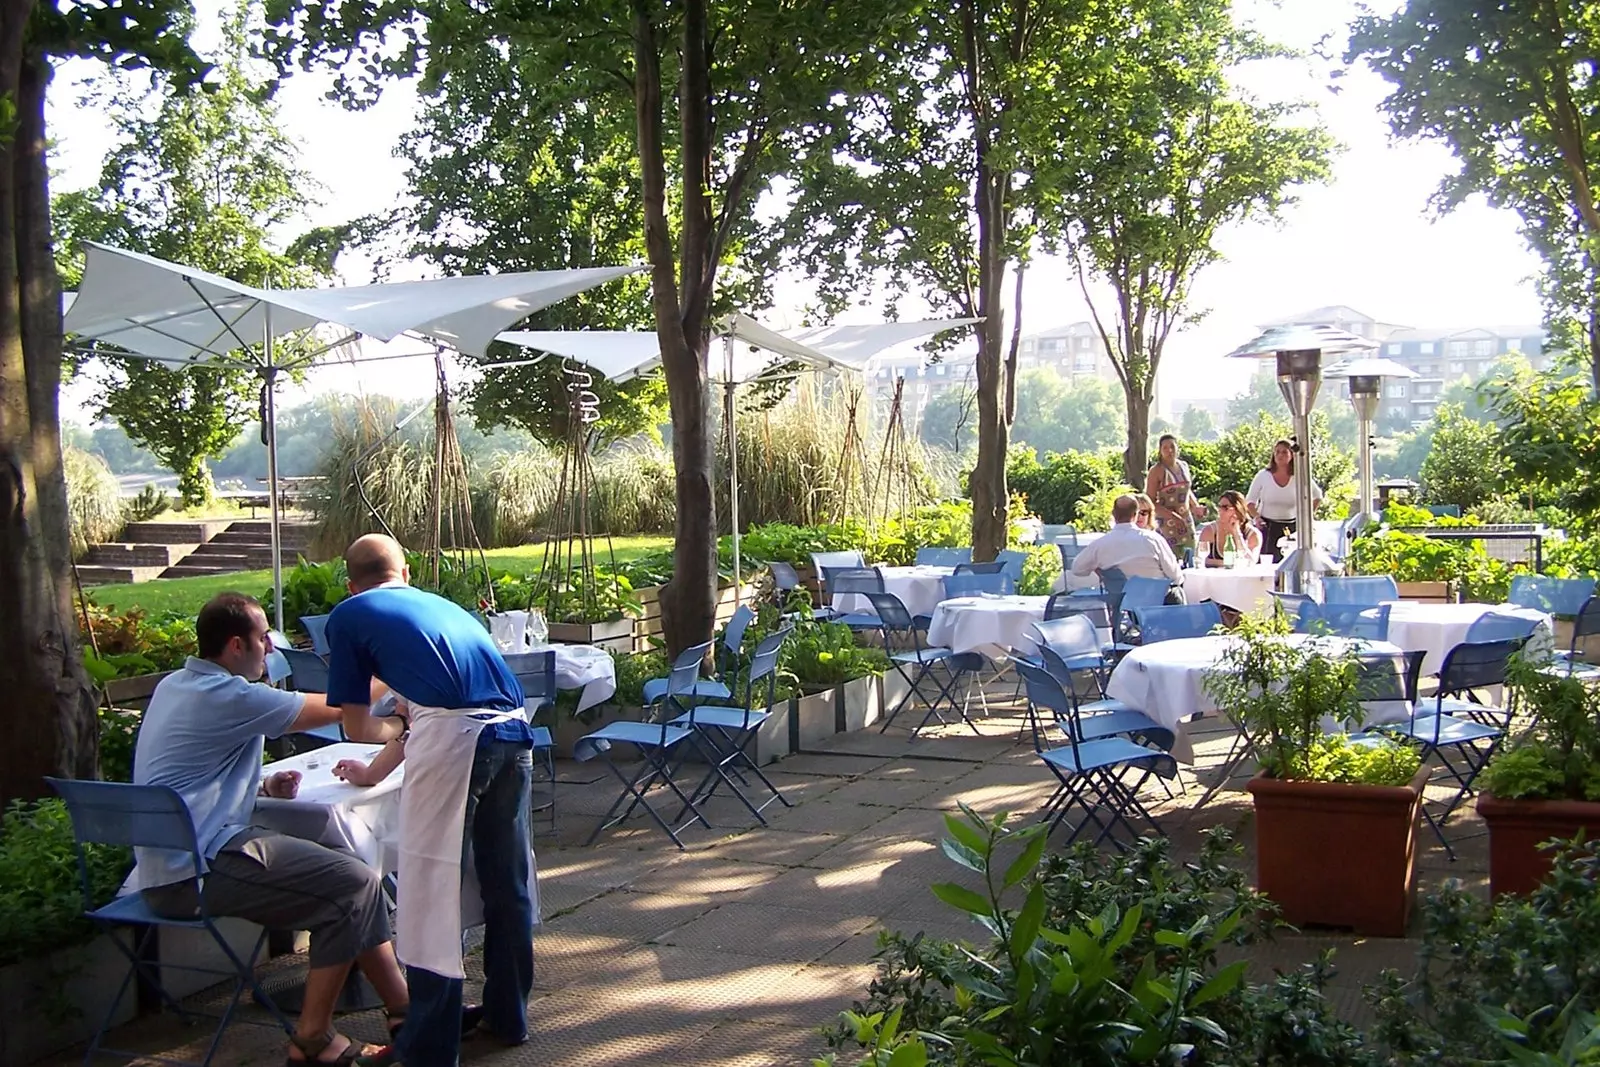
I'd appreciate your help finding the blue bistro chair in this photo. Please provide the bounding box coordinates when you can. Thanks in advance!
[943,572,1015,599]
[811,550,868,608]
[769,561,830,620]
[1322,575,1399,606]
[298,614,331,657]
[915,547,972,568]
[1546,595,1600,681]
[1038,524,1078,547]
[670,626,796,822]
[640,609,750,707]
[869,591,984,736]
[502,650,559,833]
[1508,575,1596,618]
[1294,603,1392,643]
[46,778,294,1067]
[825,567,888,631]
[1125,602,1223,645]
[277,649,343,746]
[1014,661,1170,849]
[579,641,716,848]
[1030,617,1176,751]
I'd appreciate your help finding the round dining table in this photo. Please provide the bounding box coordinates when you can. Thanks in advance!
[926,594,1051,658]
[829,564,955,620]
[1380,601,1551,675]
[1178,562,1279,615]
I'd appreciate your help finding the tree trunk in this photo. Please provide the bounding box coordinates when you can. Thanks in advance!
[1123,389,1151,486]
[0,20,97,803]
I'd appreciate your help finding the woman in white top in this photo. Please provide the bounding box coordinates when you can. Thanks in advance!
[1197,490,1262,566]
[1245,439,1322,562]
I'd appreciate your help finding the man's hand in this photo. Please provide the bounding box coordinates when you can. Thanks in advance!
[260,770,302,799]
[332,759,379,787]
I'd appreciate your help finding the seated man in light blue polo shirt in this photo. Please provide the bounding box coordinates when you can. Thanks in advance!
[133,592,410,1066]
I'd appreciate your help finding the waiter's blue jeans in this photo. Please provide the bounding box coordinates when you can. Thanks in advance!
[397,738,535,1067]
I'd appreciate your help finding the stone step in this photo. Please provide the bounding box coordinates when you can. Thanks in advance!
[120,521,233,545]
[181,548,254,565]
[226,521,316,537]
[77,564,167,585]
[80,542,193,568]
[189,543,264,558]
[160,563,256,579]
[210,530,312,548]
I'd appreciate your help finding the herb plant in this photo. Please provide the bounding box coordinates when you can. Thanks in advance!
[1481,655,1600,802]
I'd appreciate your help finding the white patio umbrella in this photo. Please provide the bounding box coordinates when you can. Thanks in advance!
[495,315,979,600]
[64,242,642,629]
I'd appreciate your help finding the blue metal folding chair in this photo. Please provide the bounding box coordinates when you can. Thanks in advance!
[503,651,559,833]
[45,778,294,1067]
[1058,541,1086,574]
[811,550,867,597]
[579,641,714,848]
[1294,603,1392,642]
[915,547,972,567]
[1038,524,1078,547]
[640,607,752,705]
[1322,575,1399,606]
[770,561,830,620]
[953,560,1006,577]
[943,572,1015,599]
[1269,590,1314,623]
[671,627,796,822]
[1031,618,1176,751]
[1113,575,1171,647]
[1546,595,1600,680]
[1345,649,1426,735]
[870,592,984,736]
[1126,602,1223,645]
[1508,575,1596,618]
[1014,661,1170,849]
[275,649,343,746]
[298,614,331,657]
[824,567,888,630]
[995,549,1029,585]
[1379,637,1522,859]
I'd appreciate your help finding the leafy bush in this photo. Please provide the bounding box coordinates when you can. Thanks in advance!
[781,616,888,690]
[1017,544,1060,596]
[0,800,132,967]
[79,604,198,682]
[609,649,669,708]
[65,446,123,558]
[119,482,172,524]
[737,522,868,566]
[1480,655,1600,802]
[1419,403,1511,511]
[865,500,973,566]
[1546,535,1600,579]
[1005,446,1118,524]
[267,558,348,635]
[97,706,140,783]
[1073,482,1139,532]
[1367,838,1600,1064]
[1214,411,1356,517]
[1348,527,1519,603]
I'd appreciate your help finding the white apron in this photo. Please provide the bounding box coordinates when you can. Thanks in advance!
[396,701,540,980]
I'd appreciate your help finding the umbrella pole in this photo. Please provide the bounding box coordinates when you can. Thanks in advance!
[724,334,741,608]
[264,306,284,634]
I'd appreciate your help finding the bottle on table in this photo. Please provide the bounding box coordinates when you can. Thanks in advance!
[1222,531,1240,570]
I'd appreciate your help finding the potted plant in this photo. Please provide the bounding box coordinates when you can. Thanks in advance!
[779,614,889,746]
[540,568,643,652]
[1476,654,1600,897]
[1205,615,1426,937]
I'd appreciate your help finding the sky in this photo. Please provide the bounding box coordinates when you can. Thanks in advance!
[49,0,1548,423]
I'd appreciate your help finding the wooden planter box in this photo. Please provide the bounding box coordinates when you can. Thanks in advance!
[631,582,761,654]
[1396,580,1456,604]
[0,931,137,1065]
[1247,762,1429,937]
[1477,792,1600,897]
[103,670,177,707]
[548,618,635,654]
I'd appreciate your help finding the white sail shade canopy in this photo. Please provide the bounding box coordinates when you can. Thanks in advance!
[64,242,642,365]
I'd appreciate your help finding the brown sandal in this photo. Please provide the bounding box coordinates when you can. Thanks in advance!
[287,1030,375,1067]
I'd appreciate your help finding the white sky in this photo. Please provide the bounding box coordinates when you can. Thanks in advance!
[50,0,1546,423]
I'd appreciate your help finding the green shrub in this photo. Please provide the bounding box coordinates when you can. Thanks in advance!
[1348,527,1518,603]
[266,558,349,635]
[97,707,140,783]
[1546,535,1600,579]
[1073,482,1139,532]
[0,800,132,967]
[120,482,171,524]
[65,446,123,558]
[1018,543,1060,595]
[1005,446,1118,524]
[610,649,669,707]
[78,604,197,681]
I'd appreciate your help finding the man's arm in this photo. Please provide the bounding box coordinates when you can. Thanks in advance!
[1070,539,1099,576]
[286,692,339,733]
[342,679,404,743]
[1153,535,1182,583]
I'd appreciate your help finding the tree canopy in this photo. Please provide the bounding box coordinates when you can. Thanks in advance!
[1011,369,1126,455]
[1349,1,1600,388]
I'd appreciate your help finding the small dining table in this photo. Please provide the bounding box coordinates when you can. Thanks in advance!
[925,594,1052,658]
[253,742,404,873]
[1178,562,1280,616]
[829,565,955,620]
[1379,601,1551,675]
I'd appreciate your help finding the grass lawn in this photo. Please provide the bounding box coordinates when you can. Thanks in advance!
[87,534,675,618]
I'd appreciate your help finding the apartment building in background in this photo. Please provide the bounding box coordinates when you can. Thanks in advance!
[1249,306,1551,426]
[867,320,1131,426]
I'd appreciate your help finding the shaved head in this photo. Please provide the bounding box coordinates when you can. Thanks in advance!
[345,534,407,591]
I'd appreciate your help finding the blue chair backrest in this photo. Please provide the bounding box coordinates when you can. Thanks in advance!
[1032,615,1102,666]
[723,605,755,656]
[1099,566,1129,607]
[864,591,916,635]
[943,573,1014,599]
[995,550,1028,584]
[1425,504,1462,518]
[1127,603,1222,644]
[1058,542,1082,571]
[736,626,793,714]
[1576,596,1600,643]
[826,567,884,598]
[664,640,715,702]
[812,551,866,588]
[502,650,558,713]
[769,561,801,591]
[915,547,971,567]
[1508,575,1596,618]
[1016,659,1082,758]
[47,778,200,857]
[281,647,330,694]
[1121,576,1169,609]
[1296,603,1391,642]
[1044,597,1112,633]
[300,614,331,657]
[1437,637,1522,701]
[1354,650,1424,721]
[953,561,1006,576]
[1322,575,1399,606]
[1463,611,1539,644]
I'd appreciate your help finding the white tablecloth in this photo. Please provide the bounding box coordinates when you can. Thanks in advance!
[832,565,954,619]
[254,743,403,872]
[1180,563,1279,615]
[1106,634,1404,762]
[926,595,1050,657]
[487,613,618,711]
[1382,601,1551,676]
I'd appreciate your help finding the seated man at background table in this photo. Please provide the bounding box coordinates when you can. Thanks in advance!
[328,533,536,1067]
[133,592,410,1066]
[1071,493,1185,595]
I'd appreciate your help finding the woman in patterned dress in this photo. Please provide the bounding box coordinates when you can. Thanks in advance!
[1144,433,1204,555]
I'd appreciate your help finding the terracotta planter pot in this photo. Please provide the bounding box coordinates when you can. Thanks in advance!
[1477,791,1600,897]
[1247,762,1429,937]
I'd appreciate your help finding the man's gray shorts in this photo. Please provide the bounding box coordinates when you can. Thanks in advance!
[144,828,391,969]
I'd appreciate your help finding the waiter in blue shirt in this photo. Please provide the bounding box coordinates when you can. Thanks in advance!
[326,534,534,1067]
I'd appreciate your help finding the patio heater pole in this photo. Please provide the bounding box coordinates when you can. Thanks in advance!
[1348,375,1381,523]
[725,333,742,607]
[1274,348,1326,596]
[263,304,284,634]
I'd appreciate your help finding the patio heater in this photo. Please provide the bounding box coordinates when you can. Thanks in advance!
[1226,325,1379,595]
[1322,356,1418,529]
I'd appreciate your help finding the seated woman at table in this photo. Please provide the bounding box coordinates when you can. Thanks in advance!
[1196,491,1262,567]
[132,592,411,1066]
[1133,492,1157,531]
